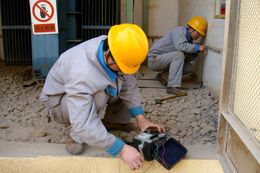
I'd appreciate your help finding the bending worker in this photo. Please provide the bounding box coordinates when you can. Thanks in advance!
[147,16,207,95]
[40,23,165,171]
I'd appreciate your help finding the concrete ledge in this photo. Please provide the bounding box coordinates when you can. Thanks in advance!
[0,157,224,173]
[0,141,225,173]
[0,141,217,159]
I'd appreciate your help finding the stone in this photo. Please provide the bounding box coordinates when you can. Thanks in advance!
[35,130,46,137]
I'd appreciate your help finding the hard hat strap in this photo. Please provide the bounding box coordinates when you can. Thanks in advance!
[190,29,195,35]
[105,48,116,66]
[118,74,126,82]
[187,25,195,36]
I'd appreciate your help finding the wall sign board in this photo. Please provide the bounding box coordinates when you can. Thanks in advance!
[29,0,58,35]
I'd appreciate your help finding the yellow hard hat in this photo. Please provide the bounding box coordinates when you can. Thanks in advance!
[187,16,207,36]
[108,23,149,74]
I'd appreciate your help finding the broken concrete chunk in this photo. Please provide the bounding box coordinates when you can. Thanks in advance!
[166,119,176,125]
[35,130,46,137]
[0,125,9,129]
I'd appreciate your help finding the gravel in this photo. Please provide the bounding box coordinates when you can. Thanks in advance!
[0,60,219,146]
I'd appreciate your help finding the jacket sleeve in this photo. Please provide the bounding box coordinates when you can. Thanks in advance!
[171,29,200,54]
[119,74,144,117]
[65,72,124,155]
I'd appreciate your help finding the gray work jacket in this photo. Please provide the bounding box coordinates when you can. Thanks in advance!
[40,35,143,156]
[148,26,200,58]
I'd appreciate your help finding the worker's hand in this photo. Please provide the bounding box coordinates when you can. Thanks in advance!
[119,144,145,170]
[199,45,207,52]
[196,51,203,56]
[196,45,207,56]
[135,114,166,133]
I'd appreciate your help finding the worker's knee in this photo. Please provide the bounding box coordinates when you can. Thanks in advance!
[51,94,70,124]
[175,51,185,60]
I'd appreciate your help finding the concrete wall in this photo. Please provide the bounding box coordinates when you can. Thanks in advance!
[121,0,224,98]
[146,0,178,37]
[179,0,225,98]
[121,0,178,47]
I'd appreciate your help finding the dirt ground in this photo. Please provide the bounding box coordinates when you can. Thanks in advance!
[0,60,219,146]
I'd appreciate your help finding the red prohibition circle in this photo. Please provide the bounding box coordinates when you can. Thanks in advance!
[33,0,54,22]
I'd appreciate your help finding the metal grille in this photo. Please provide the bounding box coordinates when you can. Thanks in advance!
[82,0,120,41]
[1,0,120,65]
[230,0,260,143]
[1,0,32,65]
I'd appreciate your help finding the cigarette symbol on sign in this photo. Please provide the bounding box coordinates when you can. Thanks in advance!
[40,4,48,18]
[32,0,54,22]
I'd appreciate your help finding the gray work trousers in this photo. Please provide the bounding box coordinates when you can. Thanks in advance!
[46,91,131,144]
[148,51,194,87]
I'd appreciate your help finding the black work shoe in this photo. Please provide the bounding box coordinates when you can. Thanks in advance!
[156,73,168,86]
[66,135,84,155]
[166,87,187,95]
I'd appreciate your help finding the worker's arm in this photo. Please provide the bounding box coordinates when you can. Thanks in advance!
[116,75,165,170]
[187,45,207,61]
[65,70,122,155]
[196,45,207,55]
[118,114,165,171]
[135,114,166,133]
[119,144,145,170]
[171,27,199,53]
[118,74,166,133]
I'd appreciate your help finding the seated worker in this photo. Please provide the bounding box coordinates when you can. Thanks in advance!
[147,16,207,95]
[40,23,165,171]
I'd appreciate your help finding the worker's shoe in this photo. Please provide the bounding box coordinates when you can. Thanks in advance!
[101,120,135,132]
[156,73,168,86]
[66,135,84,155]
[166,87,187,95]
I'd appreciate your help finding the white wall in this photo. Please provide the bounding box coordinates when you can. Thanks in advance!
[179,0,225,98]
[121,0,178,47]
[120,0,224,98]
[147,0,178,36]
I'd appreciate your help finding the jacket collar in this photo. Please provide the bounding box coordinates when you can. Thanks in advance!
[186,28,193,43]
[98,41,117,82]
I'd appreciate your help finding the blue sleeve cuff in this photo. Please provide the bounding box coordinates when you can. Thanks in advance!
[106,138,125,156]
[128,106,144,118]
[195,44,200,53]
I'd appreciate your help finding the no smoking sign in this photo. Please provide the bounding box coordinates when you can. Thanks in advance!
[29,0,58,35]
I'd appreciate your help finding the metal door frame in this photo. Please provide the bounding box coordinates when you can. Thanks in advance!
[217,0,260,172]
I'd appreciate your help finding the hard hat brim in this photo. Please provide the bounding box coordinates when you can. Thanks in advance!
[116,60,140,74]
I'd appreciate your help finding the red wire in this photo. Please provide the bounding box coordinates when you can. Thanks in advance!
[154,139,170,171]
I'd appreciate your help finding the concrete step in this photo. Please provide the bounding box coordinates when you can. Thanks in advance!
[137,65,199,89]
[0,141,227,173]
